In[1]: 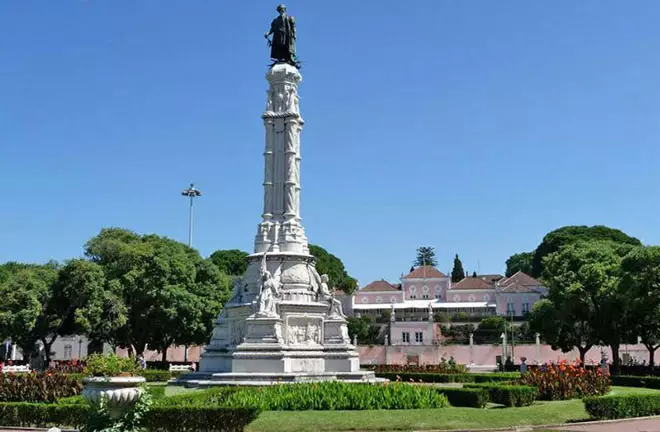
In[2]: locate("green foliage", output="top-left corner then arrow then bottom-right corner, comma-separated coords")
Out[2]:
474,316 -> 507,344
436,387 -> 488,408
433,312 -> 449,323
584,393 -> 660,420
531,225 -> 640,278
85,354 -> 141,377
223,382 -> 449,411
209,249 -> 249,276
142,371 -> 176,383
308,244 -> 357,294
0,372 -> 82,403
440,324 -> 474,344
610,376 -> 660,390
373,372 -> 520,383
84,228 -> 232,355
464,383 -> 538,407
451,254 -> 465,283
414,246 -> 438,267
520,361 -> 610,400
0,402 -> 88,428
85,390 -> 152,432
346,316 -> 382,344
505,252 -> 533,277
371,360 -> 466,374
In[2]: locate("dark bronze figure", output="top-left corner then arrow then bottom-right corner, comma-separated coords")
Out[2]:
265,4 -> 298,67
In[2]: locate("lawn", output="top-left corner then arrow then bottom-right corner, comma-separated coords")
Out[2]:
245,386 -> 660,432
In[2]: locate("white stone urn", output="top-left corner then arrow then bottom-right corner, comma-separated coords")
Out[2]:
82,376 -> 146,419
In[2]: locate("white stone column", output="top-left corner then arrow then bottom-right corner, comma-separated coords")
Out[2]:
263,119 -> 275,219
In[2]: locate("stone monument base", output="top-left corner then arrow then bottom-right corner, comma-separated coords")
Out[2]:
176,371 -> 383,387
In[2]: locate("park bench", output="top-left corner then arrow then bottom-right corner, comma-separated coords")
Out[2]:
1,365 -> 31,373
169,364 -> 194,372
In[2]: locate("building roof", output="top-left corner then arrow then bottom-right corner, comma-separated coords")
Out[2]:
353,301 -> 495,310
358,280 -> 400,292
403,266 -> 447,279
497,272 -> 545,293
451,277 -> 495,290
477,274 -> 504,283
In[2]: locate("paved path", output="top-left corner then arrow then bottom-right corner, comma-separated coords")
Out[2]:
556,417 -> 660,431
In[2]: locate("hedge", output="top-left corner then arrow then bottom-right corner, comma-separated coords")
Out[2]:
584,394 -> 660,420
66,370 -> 177,383
464,383 -> 538,407
375,372 -> 519,384
0,402 -> 260,431
436,387 -> 489,408
610,375 -> 660,390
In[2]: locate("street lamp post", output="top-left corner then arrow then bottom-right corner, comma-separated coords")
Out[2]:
181,184 -> 202,363
181,183 -> 202,247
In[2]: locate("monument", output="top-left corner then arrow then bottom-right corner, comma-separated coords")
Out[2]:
182,5 -> 376,385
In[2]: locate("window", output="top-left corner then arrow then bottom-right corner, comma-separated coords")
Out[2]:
402,332 -> 410,343
422,294 -> 429,299
507,303 -> 515,315
522,303 -> 530,314
415,332 -> 424,343
361,297 -> 369,304
483,294 -> 490,302
436,293 -> 442,299
390,296 -> 397,303
63,345 -> 72,359
410,294 -> 417,299
453,294 -> 461,302
376,296 -> 383,303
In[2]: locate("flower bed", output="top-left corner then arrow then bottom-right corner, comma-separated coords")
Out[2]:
374,372 -> 519,384
223,382 -> 449,410
584,393 -> 660,420
520,360 -> 610,400
0,372 -> 82,403
370,358 -> 466,374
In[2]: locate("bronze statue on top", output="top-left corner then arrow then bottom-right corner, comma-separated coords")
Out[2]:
264,4 -> 299,67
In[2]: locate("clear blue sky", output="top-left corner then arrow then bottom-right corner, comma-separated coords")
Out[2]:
2,1 -> 659,285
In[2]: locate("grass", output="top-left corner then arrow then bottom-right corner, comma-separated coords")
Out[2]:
245,386 -> 660,432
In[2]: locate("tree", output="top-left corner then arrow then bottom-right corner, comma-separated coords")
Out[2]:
85,228 -> 231,358
529,241 -> 631,363
471,271 -> 478,277
531,225 -> 641,278
451,254 -> 465,283
309,244 -> 357,294
505,252 -> 533,277
414,246 -> 437,267
474,316 -> 507,344
620,246 -> 660,367
209,249 -> 249,276
346,316 -> 382,344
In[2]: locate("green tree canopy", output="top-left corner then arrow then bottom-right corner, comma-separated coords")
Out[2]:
209,249 -> 249,276
308,244 -> 357,294
620,246 -> 660,366
531,225 -> 640,278
414,246 -> 437,267
451,254 -> 465,283
474,316 -> 507,344
505,252 -> 533,277
85,228 -> 232,358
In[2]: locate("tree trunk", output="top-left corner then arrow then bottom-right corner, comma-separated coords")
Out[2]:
578,345 -> 592,363
611,344 -> 620,368
161,346 -> 168,362
41,336 -> 57,368
646,344 -> 659,369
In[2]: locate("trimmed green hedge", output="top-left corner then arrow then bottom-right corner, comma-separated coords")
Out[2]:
584,394 -> 660,420
375,372 -> 519,384
464,383 -> 538,407
611,375 -> 660,390
436,387 -> 488,408
0,401 -> 260,431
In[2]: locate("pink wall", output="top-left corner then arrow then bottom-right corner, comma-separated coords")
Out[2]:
358,344 -> 652,366
390,322 -> 435,345
495,293 -> 542,316
445,290 -> 495,303
354,291 -> 404,305
402,279 -> 448,301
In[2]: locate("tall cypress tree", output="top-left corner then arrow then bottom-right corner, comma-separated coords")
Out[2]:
451,254 -> 465,283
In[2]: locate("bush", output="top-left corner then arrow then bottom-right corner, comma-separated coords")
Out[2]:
0,373 -> 82,403
47,359 -> 86,374
584,394 -> 660,420
85,353 -> 141,377
371,358 -> 466,374
520,360 -> 610,400
437,387 -> 488,408
223,382 -> 449,410
464,383 -> 538,407
375,372 -> 519,383
143,370 -> 177,382
0,401 -> 260,431
611,375 -> 660,389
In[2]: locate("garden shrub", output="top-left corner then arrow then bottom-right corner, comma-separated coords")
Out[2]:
375,372 -> 518,383
520,360 -> 610,400
436,387 -> 488,408
223,382 -> 449,410
0,372 -> 82,403
611,375 -> 660,389
464,383 -> 537,407
370,357 -> 466,374
85,353 -> 141,377
0,402 -> 88,428
584,394 -> 660,420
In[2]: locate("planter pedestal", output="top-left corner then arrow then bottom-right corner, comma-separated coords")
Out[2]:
82,376 -> 146,419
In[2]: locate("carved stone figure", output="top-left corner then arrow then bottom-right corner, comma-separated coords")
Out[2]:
256,253 -> 282,317
264,5 -> 297,66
